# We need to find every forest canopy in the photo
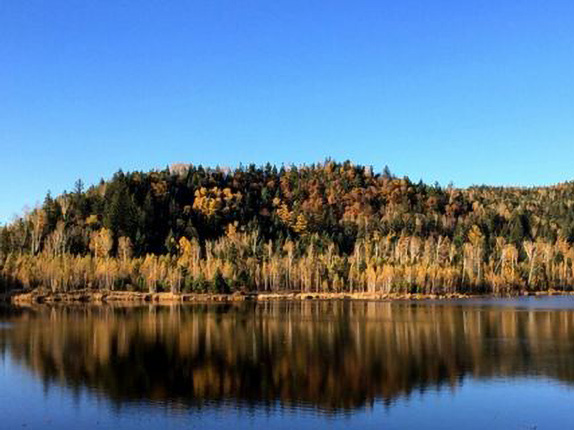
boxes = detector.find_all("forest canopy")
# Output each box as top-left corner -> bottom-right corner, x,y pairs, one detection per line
2,160 -> 574,295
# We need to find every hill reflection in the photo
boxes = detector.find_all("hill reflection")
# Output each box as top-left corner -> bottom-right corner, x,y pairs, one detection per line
2,301 -> 574,412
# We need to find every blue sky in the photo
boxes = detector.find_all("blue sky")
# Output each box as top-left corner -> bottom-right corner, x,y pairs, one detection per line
2,0 -> 574,223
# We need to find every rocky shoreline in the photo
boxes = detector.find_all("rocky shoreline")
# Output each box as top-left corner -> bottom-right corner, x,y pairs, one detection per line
1,288 -> 572,306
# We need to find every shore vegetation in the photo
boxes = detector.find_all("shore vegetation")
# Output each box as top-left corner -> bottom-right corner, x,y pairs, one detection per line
3,160 -> 574,296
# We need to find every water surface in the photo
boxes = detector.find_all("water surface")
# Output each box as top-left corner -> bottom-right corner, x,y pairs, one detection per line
2,297 -> 574,429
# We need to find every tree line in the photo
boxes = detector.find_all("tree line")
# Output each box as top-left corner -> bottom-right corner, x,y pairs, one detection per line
2,160 -> 574,294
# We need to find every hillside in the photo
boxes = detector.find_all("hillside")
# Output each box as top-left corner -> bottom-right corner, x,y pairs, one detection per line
2,160 -> 574,295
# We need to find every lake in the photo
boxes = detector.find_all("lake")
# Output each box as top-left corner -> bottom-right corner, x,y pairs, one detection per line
2,297 -> 574,429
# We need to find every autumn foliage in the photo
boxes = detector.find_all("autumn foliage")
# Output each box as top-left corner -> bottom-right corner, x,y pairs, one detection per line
2,160 -> 574,294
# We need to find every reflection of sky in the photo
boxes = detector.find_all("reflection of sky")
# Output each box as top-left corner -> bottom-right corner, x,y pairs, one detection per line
2,352 -> 574,430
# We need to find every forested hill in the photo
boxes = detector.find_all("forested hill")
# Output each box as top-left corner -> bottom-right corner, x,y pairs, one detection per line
2,160 -> 574,295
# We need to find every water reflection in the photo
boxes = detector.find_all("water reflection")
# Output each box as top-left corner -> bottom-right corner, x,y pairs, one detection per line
2,301 -> 574,413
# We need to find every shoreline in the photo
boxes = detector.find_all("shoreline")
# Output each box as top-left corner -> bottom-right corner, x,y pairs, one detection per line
2,289 -> 574,306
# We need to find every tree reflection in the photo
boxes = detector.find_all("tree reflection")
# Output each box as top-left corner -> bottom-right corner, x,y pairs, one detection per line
2,301 -> 574,413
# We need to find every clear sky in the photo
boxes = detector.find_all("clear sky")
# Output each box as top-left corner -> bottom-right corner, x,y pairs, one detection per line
2,0 -> 574,223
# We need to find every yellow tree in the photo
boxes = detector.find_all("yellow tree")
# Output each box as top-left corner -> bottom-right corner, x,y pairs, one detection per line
118,236 -> 133,262
28,208 -> 47,255
89,228 -> 113,259
45,221 -> 67,256
523,241 -> 538,287
467,225 -> 484,285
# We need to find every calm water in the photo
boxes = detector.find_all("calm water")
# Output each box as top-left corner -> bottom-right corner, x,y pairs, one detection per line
2,298 -> 574,429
